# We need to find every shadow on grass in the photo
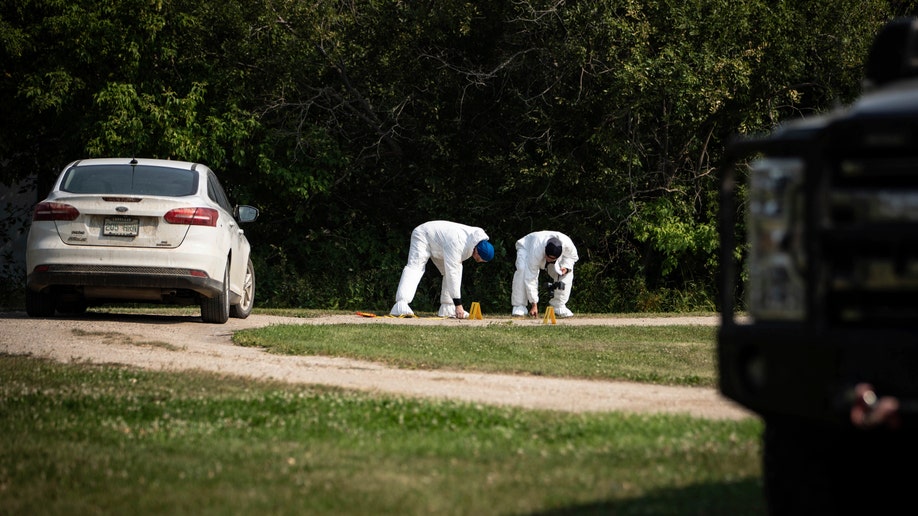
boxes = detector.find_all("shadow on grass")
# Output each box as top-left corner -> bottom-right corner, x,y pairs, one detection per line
526,479 -> 765,516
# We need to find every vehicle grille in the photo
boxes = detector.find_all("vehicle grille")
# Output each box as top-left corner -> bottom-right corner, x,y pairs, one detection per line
821,153 -> 918,327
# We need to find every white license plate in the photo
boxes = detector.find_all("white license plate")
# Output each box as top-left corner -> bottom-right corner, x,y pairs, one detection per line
103,216 -> 139,237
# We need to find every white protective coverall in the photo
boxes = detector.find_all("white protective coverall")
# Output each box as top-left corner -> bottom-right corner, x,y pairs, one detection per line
511,230 -> 579,317
390,220 -> 490,318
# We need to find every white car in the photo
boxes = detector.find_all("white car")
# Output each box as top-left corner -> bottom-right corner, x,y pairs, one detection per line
25,157 -> 259,323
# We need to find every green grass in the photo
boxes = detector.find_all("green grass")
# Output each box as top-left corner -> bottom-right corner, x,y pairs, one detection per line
0,309 -> 765,515
234,323 -> 719,387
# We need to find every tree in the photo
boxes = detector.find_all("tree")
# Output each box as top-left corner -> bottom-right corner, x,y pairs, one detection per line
0,0 -> 903,311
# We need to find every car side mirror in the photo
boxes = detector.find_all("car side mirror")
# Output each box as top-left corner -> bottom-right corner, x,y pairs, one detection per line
235,205 -> 259,223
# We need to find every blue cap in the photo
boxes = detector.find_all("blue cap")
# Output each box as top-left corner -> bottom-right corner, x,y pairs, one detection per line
476,240 -> 494,262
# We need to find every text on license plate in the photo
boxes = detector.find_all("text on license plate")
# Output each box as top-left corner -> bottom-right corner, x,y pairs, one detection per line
103,216 -> 139,237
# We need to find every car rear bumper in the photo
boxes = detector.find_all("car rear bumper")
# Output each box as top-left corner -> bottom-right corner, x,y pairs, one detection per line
26,230 -> 229,300
27,264 -> 223,298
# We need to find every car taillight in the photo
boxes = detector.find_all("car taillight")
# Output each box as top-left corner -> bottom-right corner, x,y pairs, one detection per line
32,202 -> 79,221
164,207 -> 219,226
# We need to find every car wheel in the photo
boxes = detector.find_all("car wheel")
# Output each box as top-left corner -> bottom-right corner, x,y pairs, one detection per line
230,258 -> 255,319
25,288 -> 56,317
201,262 -> 230,324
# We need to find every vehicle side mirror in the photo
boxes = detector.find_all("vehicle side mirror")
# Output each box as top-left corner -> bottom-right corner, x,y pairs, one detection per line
235,205 -> 259,223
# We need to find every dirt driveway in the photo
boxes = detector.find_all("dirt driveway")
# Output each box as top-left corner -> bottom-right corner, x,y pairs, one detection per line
0,310 -> 755,421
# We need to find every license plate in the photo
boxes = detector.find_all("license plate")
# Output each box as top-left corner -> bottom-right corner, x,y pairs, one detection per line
103,216 -> 139,237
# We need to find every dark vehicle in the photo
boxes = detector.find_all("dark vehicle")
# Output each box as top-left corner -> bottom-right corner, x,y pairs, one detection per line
718,17 -> 918,514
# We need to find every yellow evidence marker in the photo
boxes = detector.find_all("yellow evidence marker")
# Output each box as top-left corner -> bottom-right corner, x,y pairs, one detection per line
468,302 -> 483,320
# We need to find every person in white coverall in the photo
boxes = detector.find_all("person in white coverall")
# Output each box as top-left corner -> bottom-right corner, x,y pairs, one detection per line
390,220 -> 494,318
511,231 -> 578,318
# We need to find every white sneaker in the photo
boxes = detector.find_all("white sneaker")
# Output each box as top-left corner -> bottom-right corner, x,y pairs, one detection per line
390,301 -> 414,316
438,303 -> 457,318
512,306 -> 527,317
554,305 -> 574,318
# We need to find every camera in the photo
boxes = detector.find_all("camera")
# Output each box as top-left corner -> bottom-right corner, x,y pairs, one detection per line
544,280 -> 565,299
544,280 -> 565,291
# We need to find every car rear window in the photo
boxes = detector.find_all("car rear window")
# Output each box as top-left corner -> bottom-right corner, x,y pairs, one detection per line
60,164 -> 198,196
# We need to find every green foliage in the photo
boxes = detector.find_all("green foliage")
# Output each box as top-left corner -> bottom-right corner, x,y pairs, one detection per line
629,196 -> 718,277
0,0 -> 907,311
87,81 -> 258,164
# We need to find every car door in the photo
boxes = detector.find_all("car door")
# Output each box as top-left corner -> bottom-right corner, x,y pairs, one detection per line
207,170 -> 249,295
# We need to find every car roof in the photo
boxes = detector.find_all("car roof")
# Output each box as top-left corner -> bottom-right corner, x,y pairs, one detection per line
65,158 -> 211,173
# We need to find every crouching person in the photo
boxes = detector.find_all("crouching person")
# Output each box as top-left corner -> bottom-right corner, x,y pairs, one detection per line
511,231 -> 578,318
390,220 -> 494,319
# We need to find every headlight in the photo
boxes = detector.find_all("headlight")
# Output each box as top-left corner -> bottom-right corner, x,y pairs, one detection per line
746,157 -> 806,320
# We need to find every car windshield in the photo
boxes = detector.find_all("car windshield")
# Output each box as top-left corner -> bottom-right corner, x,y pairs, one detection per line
60,164 -> 198,196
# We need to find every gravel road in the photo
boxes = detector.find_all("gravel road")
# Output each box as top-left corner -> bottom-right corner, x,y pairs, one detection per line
0,310 -> 755,421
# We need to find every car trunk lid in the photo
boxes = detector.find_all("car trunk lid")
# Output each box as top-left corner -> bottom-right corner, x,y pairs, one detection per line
51,196 -> 194,249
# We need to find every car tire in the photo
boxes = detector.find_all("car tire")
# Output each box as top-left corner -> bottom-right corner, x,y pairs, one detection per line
25,288 -> 56,317
230,258 -> 255,319
201,262 -> 230,324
